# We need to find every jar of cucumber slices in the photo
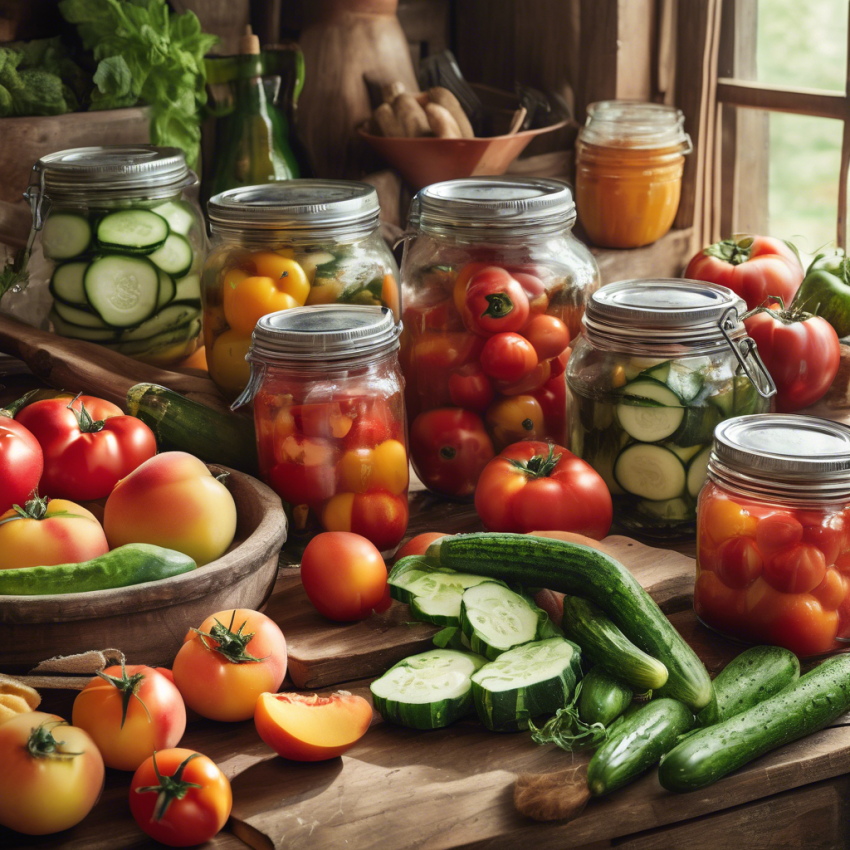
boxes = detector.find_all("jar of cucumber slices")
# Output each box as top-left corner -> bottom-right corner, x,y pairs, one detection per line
566,279 -> 776,538
204,181 -> 400,401
19,146 -> 205,366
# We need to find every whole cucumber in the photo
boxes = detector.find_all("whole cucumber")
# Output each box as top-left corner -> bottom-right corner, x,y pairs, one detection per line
0,544 -> 197,595
660,653 -> 850,792
587,698 -> 695,796
578,669 -> 633,728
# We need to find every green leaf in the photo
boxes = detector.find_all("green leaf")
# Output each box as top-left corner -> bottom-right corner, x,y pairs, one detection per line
93,55 -> 133,99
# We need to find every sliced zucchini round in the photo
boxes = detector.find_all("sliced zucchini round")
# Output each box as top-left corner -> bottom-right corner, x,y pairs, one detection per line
173,273 -> 200,303
50,309 -> 118,341
84,255 -> 160,328
42,212 -> 92,260
148,233 -> 193,278
617,379 -> 684,443
106,318 -> 201,357
686,446 -> 712,498
635,497 -> 692,523
614,443 -> 687,501
151,200 -> 195,236
49,261 -> 89,305
460,583 -> 545,660
96,210 -> 169,253
120,302 -> 201,342
52,299 -> 112,329
407,573 -> 502,628
155,269 -> 176,311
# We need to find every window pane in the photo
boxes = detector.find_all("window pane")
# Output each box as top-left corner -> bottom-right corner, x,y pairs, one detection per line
757,0 -> 847,91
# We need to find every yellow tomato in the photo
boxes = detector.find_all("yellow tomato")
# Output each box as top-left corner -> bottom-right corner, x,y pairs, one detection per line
306,279 -> 344,306
104,452 -> 237,566
250,251 -> 311,305
322,492 -> 355,532
484,395 -> 545,450
702,496 -> 759,547
221,267 -> 249,318
223,275 -> 301,335
339,439 -> 408,495
210,329 -> 252,397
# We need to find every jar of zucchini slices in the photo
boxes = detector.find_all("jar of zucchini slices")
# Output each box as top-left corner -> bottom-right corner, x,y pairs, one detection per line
19,145 -> 205,366
566,280 -> 776,538
204,181 -> 400,401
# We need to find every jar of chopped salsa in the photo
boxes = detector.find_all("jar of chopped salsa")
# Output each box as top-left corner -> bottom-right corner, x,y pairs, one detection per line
576,101 -> 692,249
696,415 -> 850,657
234,304 -> 408,553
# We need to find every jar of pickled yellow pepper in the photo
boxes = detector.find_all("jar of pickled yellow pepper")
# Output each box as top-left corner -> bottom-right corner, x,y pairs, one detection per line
576,101 -> 692,249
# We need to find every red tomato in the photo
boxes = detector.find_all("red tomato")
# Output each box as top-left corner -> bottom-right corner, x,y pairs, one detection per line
394,532 -> 451,562
72,663 -> 186,771
0,413 -> 42,514
743,303 -> 840,412
475,441 -> 612,539
684,235 -> 804,310
342,398 -> 396,449
764,593 -> 838,657
270,434 -> 340,506
172,609 -> 288,722
522,314 -> 570,361
496,359 -> 552,396
462,266 -> 530,335
801,512 -> 845,566
533,375 -> 568,443
449,363 -> 495,411
16,394 -> 156,500
301,532 -> 389,621
480,333 -> 538,382
255,691 -> 373,761
548,348 -> 572,378
812,569 -> 848,610
716,536 -> 763,589
0,712 -> 104,835
763,543 -> 827,594
410,408 -> 495,499
130,749 -> 231,847
755,512 -> 803,557
321,489 -> 409,552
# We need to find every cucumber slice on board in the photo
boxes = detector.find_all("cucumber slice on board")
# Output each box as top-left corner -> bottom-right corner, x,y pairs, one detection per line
148,233 -> 193,278
370,649 -> 487,730
686,446 -> 712,498
53,299 -> 112,329
49,261 -> 89,305
155,270 -> 176,311
96,210 -> 169,253
471,637 -> 582,732
614,443 -> 687,501
151,201 -> 195,236
120,302 -> 201,342
173,273 -> 200,302
674,404 -> 722,445
42,212 -> 92,260
617,380 -> 684,443
460,583 -> 547,660
84,255 -> 160,327
408,574 -> 504,628
50,309 -> 118,341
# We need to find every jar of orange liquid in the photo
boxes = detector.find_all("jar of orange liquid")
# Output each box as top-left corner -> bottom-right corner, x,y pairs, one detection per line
576,101 -> 692,249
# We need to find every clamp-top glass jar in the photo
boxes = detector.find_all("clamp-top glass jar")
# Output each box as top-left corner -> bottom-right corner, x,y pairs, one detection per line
204,181 -> 400,400
13,145 -> 205,366
696,415 -> 850,657
234,305 -> 408,553
576,101 -> 692,249
567,279 -> 776,538
400,176 -> 599,499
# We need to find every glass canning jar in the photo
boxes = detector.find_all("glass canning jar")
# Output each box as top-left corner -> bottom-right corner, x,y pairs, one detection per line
234,305 -> 408,553
567,279 -> 776,539
576,101 -> 692,249
204,181 -> 400,401
696,415 -> 850,658
400,176 -> 599,500
8,145 -> 206,366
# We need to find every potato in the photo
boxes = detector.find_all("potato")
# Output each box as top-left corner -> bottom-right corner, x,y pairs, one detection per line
382,81 -> 406,103
428,86 -> 474,138
373,102 -> 403,137
425,103 -> 462,139
393,93 -> 430,137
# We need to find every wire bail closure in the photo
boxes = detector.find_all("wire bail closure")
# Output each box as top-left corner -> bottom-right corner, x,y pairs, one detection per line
719,305 -> 776,399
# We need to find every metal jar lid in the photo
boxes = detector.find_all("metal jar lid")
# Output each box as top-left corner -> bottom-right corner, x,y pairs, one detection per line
579,101 -> 691,151
208,180 -> 380,238
709,414 -> 850,501
408,177 -> 576,238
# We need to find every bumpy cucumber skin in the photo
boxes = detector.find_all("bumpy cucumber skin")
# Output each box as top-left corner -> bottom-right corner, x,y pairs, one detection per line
578,668 -> 633,727
0,544 -> 196,595
697,645 -> 800,725
430,534 -> 713,713
660,654 -> 850,792
587,698 -> 695,796
371,690 -> 475,730
562,594 -> 669,691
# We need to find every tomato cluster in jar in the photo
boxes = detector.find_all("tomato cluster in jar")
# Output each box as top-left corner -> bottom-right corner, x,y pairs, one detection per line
402,262 -> 573,499
695,480 -> 850,657
254,385 -> 409,552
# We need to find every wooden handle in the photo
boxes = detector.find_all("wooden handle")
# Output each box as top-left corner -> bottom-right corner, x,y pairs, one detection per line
0,200 -> 31,249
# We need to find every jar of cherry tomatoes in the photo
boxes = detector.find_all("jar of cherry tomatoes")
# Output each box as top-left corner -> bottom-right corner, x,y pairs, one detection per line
567,280 -> 776,538
576,101 -> 692,249
205,181 -> 400,400
233,304 -> 408,553
400,177 -> 599,500
697,415 -> 850,658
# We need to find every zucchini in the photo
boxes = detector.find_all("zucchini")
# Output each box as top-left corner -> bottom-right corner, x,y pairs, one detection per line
388,555 -> 433,604
428,534 -> 714,713
151,200 -> 195,237
698,645 -> 799,725
126,383 -> 258,474
154,269 -> 176,311
408,573 -> 503,627
686,446 -> 712,498
50,261 -> 89,305
52,299 -> 113,330
50,309 -> 119,342
674,404 -> 721,445
42,212 -> 92,259
617,380 -> 684,442
0,544 -> 196,595
471,638 -> 582,732
120,302 -> 201,342
148,233 -> 194,278
660,654 -> 850,792
578,668 -> 632,728
96,209 -> 169,253
614,443 -> 687,501
173,273 -> 200,302
561,595 -> 669,691
370,649 -> 486,730
84,255 -> 160,327
635,497 -> 692,524
666,360 -> 705,403
587,698 -> 695,796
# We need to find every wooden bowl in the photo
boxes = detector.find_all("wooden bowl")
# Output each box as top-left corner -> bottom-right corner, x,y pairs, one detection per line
358,119 -> 569,190
0,466 -> 287,673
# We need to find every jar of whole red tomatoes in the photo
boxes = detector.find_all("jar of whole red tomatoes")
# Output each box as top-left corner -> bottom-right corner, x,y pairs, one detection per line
400,177 -> 599,499
696,414 -> 850,658
205,181 -> 400,401
234,305 -> 408,553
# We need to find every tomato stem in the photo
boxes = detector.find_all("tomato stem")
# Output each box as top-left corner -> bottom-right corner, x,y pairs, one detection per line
135,751 -> 203,821
0,389 -> 38,419
507,442 -> 562,478
480,292 -> 515,320
26,721 -> 82,759
742,295 -> 814,325
703,235 -> 754,266
97,661 -> 151,729
193,610 -> 267,664
12,493 -> 50,521
67,393 -> 106,434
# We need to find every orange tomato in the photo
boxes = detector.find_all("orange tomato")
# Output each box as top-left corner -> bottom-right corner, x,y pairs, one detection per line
209,329 -> 252,397
250,251 -> 311,305
321,490 -> 409,552
484,394 -> 545,450
223,275 -> 301,334
381,274 -> 400,320
763,543 -> 826,594
701,496 -> 758,546
172,609 -> 288,722
254,691 -> 373,761
394,532 -> 451,562
0,712 -> 104,835
338,439 -> 409,495
104,451 -> 236,566
72,664 -> 186,771
812,569 -> 848,611
0,495 -> 108,570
